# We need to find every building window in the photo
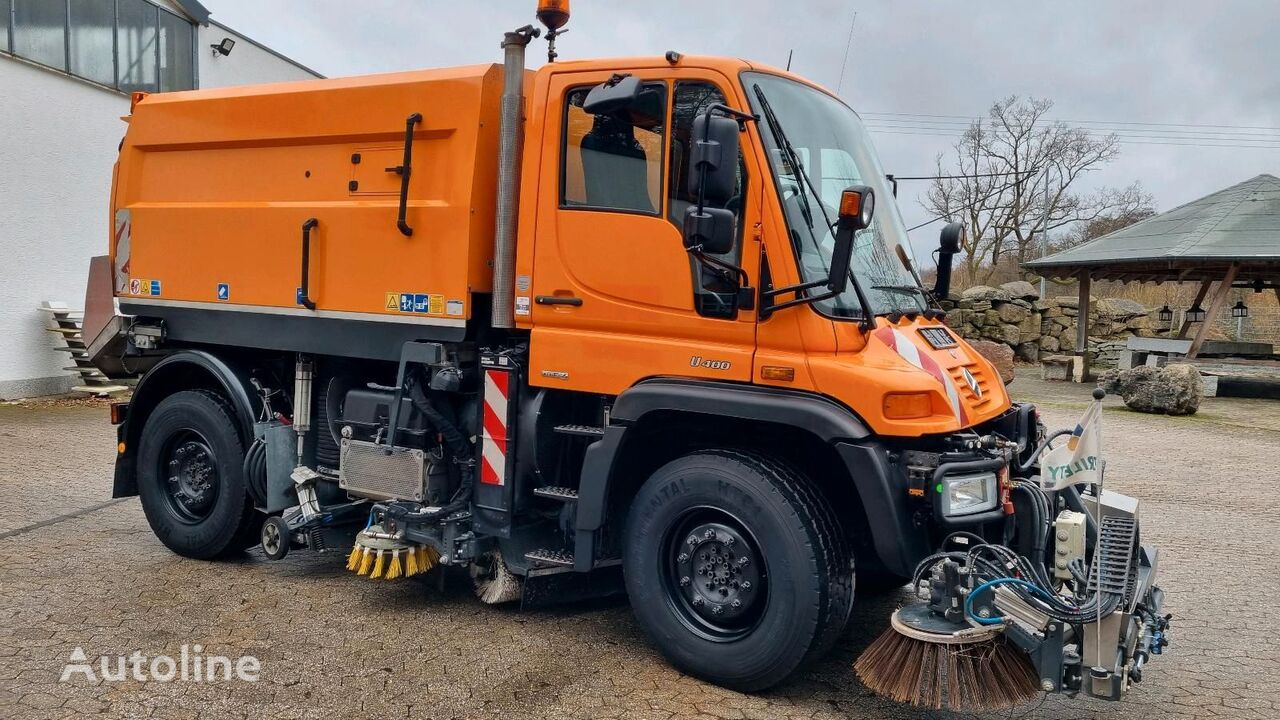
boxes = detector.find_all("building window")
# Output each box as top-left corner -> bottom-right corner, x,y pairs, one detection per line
69,0 -> 116,86
116,0 -> 158,91
1,0 -> 195,94
13,0 -> 67,71
158,7 -> 191,92
561,82 -> 667,215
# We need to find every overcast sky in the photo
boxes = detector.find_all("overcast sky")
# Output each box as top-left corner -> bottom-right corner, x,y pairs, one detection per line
207,1 -> 1280,266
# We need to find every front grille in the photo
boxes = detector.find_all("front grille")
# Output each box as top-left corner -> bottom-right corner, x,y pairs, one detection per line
339,439 -> 427,501
949,362 -> 998,409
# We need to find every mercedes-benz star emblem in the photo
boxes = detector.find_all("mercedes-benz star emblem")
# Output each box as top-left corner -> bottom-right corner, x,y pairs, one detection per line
961,367 -> 982,398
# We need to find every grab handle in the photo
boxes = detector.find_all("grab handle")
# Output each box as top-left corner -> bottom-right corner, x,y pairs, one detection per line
299,217 -> 319,310
386,112 -> 423,237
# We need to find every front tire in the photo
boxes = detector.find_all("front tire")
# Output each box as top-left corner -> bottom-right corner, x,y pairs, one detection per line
136,390 -> 260,559
623,450 -> 853,691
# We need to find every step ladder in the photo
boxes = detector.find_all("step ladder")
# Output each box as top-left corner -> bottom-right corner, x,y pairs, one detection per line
39,302 -> 128,397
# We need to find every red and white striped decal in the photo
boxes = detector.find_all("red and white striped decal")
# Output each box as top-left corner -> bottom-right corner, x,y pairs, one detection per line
874,327 -> 968,424
480,368 -> 510,486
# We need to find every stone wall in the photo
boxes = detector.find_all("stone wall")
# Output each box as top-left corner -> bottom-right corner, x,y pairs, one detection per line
940,281 -> 1163,367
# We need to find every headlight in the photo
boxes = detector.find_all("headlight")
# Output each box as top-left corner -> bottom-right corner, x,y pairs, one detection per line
939,471 -> 999,517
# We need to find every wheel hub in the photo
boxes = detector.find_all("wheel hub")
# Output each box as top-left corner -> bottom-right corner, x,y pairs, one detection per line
674,522 -> 762,625
166,438 -> 218,518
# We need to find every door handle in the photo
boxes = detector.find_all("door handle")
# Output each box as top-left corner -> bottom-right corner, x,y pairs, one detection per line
535,295 -> 583,307
298,217 -> 319,310
389,112 -> 422,237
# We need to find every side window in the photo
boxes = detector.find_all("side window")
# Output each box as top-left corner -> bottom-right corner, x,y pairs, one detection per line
668,81 -> 748,318
561,83 -> 667,214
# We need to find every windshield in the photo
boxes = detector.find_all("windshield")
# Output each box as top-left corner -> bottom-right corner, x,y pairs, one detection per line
743,72 -> 925,317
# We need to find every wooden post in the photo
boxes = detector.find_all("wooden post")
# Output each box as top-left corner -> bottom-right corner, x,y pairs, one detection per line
1176,280 -> 1213,339
1075,272 -> 1091,381
1187,264 -> 1240,359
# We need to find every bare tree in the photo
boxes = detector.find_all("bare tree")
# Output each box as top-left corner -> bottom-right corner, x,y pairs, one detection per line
923,96 -> 1153,286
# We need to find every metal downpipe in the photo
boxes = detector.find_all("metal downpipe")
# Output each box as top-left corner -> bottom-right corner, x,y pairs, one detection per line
491,26 -> 538,329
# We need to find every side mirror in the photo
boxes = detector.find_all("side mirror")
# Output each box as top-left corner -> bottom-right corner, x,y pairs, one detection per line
688,112 -> 740,204
683,206 -> 736,255
934,221 -> 966,300
826,186 -> 874,293
583,74 -> 663,128
583,74 -> 641,115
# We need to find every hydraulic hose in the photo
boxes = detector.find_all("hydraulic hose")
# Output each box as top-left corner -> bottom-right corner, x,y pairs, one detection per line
407,369 -> 474,517
242,436 -> 268,507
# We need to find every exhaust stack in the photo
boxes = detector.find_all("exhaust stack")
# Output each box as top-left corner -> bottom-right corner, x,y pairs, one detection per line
491,26 -> 539,329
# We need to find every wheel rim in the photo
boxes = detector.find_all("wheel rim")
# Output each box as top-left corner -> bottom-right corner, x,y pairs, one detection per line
160,430 -> 221,524
661,507 -> 768,642
262,521 -> 282,556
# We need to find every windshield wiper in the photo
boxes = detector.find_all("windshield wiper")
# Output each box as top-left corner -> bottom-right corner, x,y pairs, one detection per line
754,84 -> 876,325
753,85 -> 829,235
872,284 -> 925,295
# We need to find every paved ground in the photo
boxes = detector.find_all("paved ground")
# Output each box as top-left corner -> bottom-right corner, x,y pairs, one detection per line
1,378 -> 1278,719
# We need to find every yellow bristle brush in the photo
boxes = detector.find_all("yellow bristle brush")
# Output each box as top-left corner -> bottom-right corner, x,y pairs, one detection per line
404,546 -> 420,578
345,541 -> 363,572
356,547 -> 374,576
385,549 -> 402,580
370,548 -> 386,579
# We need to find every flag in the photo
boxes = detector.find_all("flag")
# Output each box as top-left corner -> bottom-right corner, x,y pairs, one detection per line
1041,399 -> 1103,490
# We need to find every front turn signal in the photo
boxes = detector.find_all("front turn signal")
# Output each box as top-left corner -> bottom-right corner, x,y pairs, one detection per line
883,392 -> 932,420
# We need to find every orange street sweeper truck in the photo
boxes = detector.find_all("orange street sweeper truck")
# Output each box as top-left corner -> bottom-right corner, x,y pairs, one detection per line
85,1 -> 1168,707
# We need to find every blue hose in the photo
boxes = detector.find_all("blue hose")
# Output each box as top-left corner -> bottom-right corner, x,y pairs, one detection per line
965,577 -> 1060,625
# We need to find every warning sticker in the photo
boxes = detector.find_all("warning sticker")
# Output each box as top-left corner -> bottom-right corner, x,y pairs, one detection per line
149,280 -> 161,296
446,299 -> 465,316
217,283 -> 229,301
413,294 -> 429,313
428,294 -> 445,314
128,278 -> 141,295
515,296 -> 531,316
385,292 -> 399,311
399,293 -> 414,312
516,274 -> 531,292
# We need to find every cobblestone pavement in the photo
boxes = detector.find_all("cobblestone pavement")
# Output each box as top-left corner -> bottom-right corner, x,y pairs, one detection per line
1,379 -> 1278,719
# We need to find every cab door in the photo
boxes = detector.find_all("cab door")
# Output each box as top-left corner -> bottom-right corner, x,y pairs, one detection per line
526,70 -> 761,395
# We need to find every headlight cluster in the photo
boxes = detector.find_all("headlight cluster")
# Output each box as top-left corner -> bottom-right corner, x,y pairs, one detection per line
939,471 -> 999,517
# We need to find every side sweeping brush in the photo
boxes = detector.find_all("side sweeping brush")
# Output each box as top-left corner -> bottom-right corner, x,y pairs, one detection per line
470,549 -> 523,604
345,525 -> 440,581
854,604 -> 1040,711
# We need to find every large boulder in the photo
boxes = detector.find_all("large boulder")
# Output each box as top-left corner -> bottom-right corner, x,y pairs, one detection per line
963,285 -> 1012,302
968,339 -> 1015,384
1000,280 -> 1040,300
1099,363 -> 1203,415
997,302 -> 1030,324
1096,297 -> 1147,319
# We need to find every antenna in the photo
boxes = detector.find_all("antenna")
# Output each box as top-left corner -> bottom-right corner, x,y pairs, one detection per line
836,9 -> 857,95
786,49 -> 793,71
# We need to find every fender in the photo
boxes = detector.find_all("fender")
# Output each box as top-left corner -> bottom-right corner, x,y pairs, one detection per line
112,350 -> 259,498
572,378 -> 881,571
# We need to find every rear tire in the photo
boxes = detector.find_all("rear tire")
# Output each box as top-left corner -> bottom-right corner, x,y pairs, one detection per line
137,390 -> 260,559
623,450 -> 853,692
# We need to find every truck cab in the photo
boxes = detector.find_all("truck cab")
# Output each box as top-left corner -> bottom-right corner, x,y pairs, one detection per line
514,55 -> 1008,435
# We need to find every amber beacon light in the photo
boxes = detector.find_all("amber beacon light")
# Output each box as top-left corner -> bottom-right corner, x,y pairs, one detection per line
537,0 -> 571,62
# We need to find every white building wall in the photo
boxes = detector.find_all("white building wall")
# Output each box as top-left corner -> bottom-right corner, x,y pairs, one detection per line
197,21 -> 320,89
0,7 -> 320,399
0,60 -> 128,399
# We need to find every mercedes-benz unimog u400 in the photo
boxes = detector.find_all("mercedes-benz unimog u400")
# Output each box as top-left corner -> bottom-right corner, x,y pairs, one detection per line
86,2 -> 1167,702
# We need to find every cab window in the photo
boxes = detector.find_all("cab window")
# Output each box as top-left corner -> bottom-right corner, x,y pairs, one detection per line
561,83 -> 667,214
668,81 -> 748,318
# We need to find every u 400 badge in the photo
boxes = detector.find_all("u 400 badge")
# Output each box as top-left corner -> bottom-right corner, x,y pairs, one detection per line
690,356 -> 732,371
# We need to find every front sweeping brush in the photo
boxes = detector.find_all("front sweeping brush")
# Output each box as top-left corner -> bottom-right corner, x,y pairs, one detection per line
344,525 -> 440,581
854,604 -> 1041,711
